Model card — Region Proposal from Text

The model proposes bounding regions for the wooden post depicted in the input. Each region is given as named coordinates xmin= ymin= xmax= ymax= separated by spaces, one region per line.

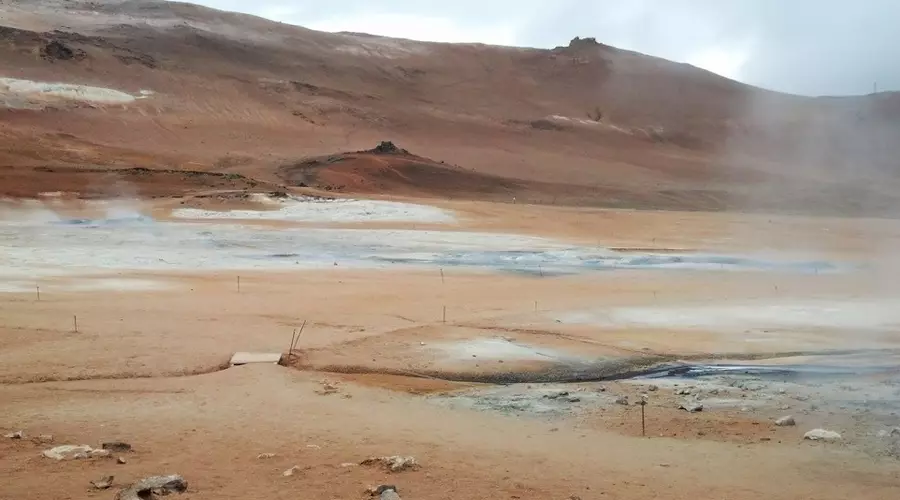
xmin=287 ymin=328 xmax=297 ymax=362
xmin=73 ymin=315 xmax=78 ymax=333
xmin=639 ymin=395 xmax=648 ymax=437
xmin=237 ymin=275 xmax=241 ymax=293
xmin=539 ymin=264 xmax=544 ymax=277
xmin=36 ymin=285 xmax=40 ymax=301
xmin=442 ymin=305 xmax=446 ymax=323
xmin=440 ymin=268 xmax=445 ymax=285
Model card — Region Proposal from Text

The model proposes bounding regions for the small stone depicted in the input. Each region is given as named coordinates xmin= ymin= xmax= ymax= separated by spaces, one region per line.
xmin=775 ymin=416 xmax=796 ymax=427
xmin=596 ymin=386 xmax=607 ymax=392
xmin=257 ymin=453 xmax=276 ymax=459
xmin=117 ymin=456 xmax=127 ymax=464
xmin=91 ymin=475 xmax=114 ymax=490
xmin=306 ymin=444 xmax=321 ymax=450
xmin=566 ymin=396 xmax=581 ymax=403
xmin=283 ymin=466 xmax=301 ymax=477
xmin=675 ymin=388 xmax=692 ymax=396
xmin=707 ymin=388 xmax=720 ymax=396
xmin=803 ymin=429 xmax=842 ymax=442
xmin=4 ymin=430 xmax=24 ymax=439
xmin=615 ymin=395 xmax=629 ymax=405
xmin=89 ymin=449 xmax=111 ymax=458
xmin=36 ymin=434 xmax=54 ymax=443
xmin=679 ymin=402 xmax=703 ymax=413
xmin=340 ymin=462 xmax=357 ymax=467
xmin=647 ymin=385 xmax=658 ymax=392
xmin=777 ymin=388 xmax=787 ymax=395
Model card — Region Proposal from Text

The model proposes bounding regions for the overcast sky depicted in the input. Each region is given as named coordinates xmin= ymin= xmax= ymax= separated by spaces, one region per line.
xmin=184 ymin=0 xmax=899 ymax=96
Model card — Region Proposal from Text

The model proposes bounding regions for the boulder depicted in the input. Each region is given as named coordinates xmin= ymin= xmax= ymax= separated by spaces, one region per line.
xmin=101 ymin=441 xmax=132 ymax=453
xmin=775 ymin=416 xmax=796 ymax=427
xmin=42 ymin=444 xmax=93 ymax=460
xmin=115 ymin=475 xmax=187 ymax=500
xmin=369 ymin=485 xmax=400 ymax=500
xmin=91 ymin=476 xmax=114 ymax=490
xmin=803 ymin=429 xmax=842 ymax=442
xmin=4 ymin=430 xmax=24 ymax=439
xmin=679 ymin=402 xmax=703 ymax=413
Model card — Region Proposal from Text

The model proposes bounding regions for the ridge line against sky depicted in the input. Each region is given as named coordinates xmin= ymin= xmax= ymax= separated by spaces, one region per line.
xmin=181 ymin=0 xmax=899 ymax=97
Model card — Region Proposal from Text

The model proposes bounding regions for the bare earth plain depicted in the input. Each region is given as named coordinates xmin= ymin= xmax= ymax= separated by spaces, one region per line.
xmin=3 ymin=1 xmax=900 ymax=499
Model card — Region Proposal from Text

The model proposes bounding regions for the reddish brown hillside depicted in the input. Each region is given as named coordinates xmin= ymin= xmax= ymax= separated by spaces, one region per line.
xmin=1 ymin=0 xmax=899 ymax=214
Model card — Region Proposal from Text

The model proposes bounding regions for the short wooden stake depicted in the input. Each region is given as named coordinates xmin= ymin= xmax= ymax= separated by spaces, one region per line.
xmin=36 ymin=285 xmax=40 ymax=301
xmin=440 ymin=268 xmax=445 ymax=284
xmin=639 ymin=395 xmax=648 ymax=437
xmin=442 ymin=305 xmax=446 ymax=323
xmin=237 ymin=275 xmax=241 ymax=293
xmin=73 ymin=315 xmax=78 ymax=333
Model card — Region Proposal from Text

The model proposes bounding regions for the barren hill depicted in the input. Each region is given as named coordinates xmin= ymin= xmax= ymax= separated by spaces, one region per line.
xmin=2 ymin=0 xmax=899 ymax=214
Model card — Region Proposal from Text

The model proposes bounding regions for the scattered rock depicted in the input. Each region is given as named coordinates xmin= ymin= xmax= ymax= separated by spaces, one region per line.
xmin=340 ymin=462 xmax=357 ymax=468
xmin=876 ymin=428 xmax=900 ymax=439
xmin=775 ymin=416 xmax=796 ymax=427
xmin=116 ymin=474 xmax=187 ymax=500
xmin=675 ymin=388 xmax=692 ymax=396
xmin=102 ymin=441 xmax=132 ymax=453
xmin=117 ymin=456 xmax=127 ymax=465
xmin=803 ymin=429 xmax=842 ymax=442
xmin=306 ymin=444 xmax=322 ymax=450
xmin=368 ymin=485 xmax=400 ymax=499
xmin=544 ymin=391 xmax=570 ymax=400
xmin=614 ymin=395 xmax=629 ymax=405
xmin=89 ymin=449 xmax=112 ymax=459
xmin=647 ymin=385 xmax=658 ymax=392
xmin=282 ymin=466 xmax=301 ymax=477
xmin=4 ymin=430 xmax=24 ymax=439
xmin=360 ymin=456 xmax=419 ymax=472
xmin=42 ymin=444 xmax=94 ymax=460
xmin=371 ymin=485 xmax=401 ymax=500
xmin=91 ymin=475 xmax=114 ymax=490
xmin=316 ymin=381 xmax=340 ymax=396
xmin=566 ymin=396 xmax=581 ymax=403
xmin=679 ymin=402 xmax=703 ymax=413
xmin=36 ymin=434 xmax=54 ymax=443
xmin=707 ymin=388 xmax=720 ymax=396
xmin=40 ymin=40 xmax=85 ymax=62
xmin=257 ymin=453 xmax=276 ymax=459
xmin=371 ymin=141 xmax=408 ymax=155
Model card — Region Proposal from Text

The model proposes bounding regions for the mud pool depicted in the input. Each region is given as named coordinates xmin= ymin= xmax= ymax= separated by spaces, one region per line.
xmin=0 ymin=199 xmax=843 ymax=291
